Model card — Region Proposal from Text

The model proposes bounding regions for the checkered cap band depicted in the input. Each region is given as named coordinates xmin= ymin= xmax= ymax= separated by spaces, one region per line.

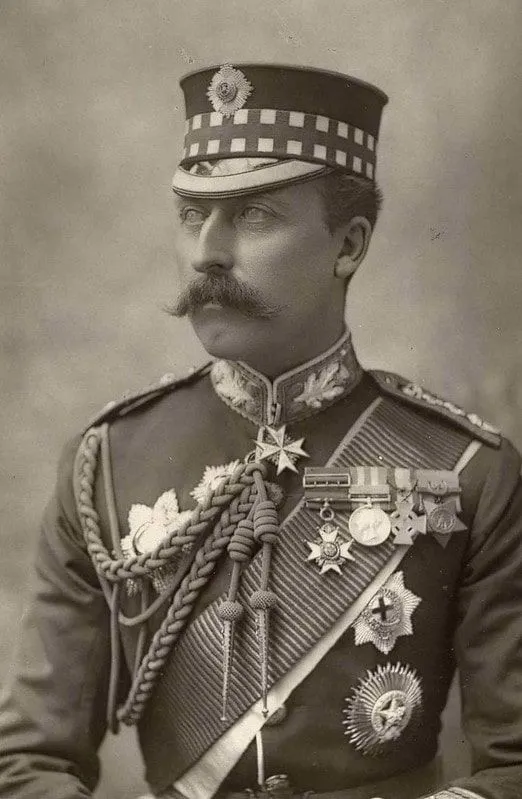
xmin=182 ymin=107 xmax=377 ymax=180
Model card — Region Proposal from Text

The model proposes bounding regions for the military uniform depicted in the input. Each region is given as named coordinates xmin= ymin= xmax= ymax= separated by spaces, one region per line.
xmin=1 ymin=64 xmax=522 ymax=799
xmin=1 ymin=333 xmax=522 ymax=799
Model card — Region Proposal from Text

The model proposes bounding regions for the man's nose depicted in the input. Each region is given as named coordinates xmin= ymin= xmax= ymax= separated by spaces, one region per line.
xmin=191 ymin=211 xmax=234 ymax=274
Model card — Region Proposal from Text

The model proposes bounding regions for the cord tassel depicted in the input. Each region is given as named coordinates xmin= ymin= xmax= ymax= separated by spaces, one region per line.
xmin=217 ymin=516 xmax=256 ymax=721
xmin=250 ymin=484 xmax=279 ymax=717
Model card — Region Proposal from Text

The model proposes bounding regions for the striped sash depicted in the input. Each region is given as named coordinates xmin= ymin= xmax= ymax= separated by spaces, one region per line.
xmin=142 ymin=396 xmax=472 ymax=789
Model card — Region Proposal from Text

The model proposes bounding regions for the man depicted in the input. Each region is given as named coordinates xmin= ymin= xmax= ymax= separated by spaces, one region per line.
xmin=0 ymin=62 xmax=521 ymax=799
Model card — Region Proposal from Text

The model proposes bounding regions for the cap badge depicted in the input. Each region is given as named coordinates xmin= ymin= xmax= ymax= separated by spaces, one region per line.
xmin=343 ymin=662 xmax=423 ymax=755
xmin=353 ymin=571 xmax=421 ymax=654
xmin=207 ymin=64 xmax=253 ymax=117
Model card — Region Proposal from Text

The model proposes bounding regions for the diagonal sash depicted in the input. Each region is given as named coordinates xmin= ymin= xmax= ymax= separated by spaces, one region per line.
xmin=142 ymin=396 xmax=473 ymax=791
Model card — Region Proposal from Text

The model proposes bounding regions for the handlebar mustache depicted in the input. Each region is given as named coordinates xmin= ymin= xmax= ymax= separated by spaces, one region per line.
xmin=165 ymin=275 xmax=283 ymax=320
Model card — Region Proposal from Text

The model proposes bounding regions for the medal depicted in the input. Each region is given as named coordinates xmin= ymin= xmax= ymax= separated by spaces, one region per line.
xmin=255 ymin=424 xmax=309 ymax=475
xmin=307 ymin=522 xmax=355 ymax=575
xmin=349 ymin=505 xmax=391 ymax=546
xmin=428 ymin=505 xmax=456 ymax=535
xmin=426 ymin=499 xmax=466 ymax=547
xmin=342 ymin=662 xmax=423 ymax=755
xmin=353 ymin=571 xmax=421 ymax=654
xmin=390 ymin=502 xmax=426 ymax=546
xmin=307 ymin=500 xmax=355 ymax=575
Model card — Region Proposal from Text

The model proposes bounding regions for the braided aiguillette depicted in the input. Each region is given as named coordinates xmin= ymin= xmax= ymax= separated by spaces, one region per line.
xmin=217 ymin=515 xmax=256 ymax=721
xmin=250 ymin=471 xmax=280 ymax=716
xmin=74 ymin=426 xmax=271 ymax=725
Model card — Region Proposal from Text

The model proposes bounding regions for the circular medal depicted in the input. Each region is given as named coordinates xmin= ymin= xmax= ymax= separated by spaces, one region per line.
xmin=349 ymin=506 xmax=391 ymax=546
xmin=428 ymin=506 xmax=456 ymax=535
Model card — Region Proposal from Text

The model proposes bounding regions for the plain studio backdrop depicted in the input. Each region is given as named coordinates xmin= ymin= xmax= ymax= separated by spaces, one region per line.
xmin=1 ymin=2 xmax=522 ymax=797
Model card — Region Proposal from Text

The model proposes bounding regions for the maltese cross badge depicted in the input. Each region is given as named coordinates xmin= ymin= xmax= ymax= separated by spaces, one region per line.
xmin=307 ymin=522 xmax=355 ymax=575
xmin=255 ymin=424 xmax=309 ymax=475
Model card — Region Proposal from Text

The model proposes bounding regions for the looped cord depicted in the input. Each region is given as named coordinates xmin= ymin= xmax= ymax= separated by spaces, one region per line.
xmin=73 ymin=426 xmax=271 ymax=725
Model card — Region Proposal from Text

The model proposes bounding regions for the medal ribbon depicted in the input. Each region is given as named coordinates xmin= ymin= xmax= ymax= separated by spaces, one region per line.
xmin=140 ymin=396 xmax=472 ymax=790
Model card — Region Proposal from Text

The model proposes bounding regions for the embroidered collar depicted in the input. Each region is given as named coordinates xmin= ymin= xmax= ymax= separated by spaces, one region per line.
xmin=210 ymin=330 xmax=363 ymax=427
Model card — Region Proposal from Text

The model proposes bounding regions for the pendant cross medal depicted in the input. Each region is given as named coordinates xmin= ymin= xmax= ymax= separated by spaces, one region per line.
xmin=254 ymin=424 xmax=309 ymax=475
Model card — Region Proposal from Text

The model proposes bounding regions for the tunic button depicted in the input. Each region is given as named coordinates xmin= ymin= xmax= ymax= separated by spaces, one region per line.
xmin=264 ymin=705 xmax=288 ymax=726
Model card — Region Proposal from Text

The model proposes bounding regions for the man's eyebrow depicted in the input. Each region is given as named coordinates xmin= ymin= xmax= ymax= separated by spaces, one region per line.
xmin=247 ymin=193 xmax=292 ymax=210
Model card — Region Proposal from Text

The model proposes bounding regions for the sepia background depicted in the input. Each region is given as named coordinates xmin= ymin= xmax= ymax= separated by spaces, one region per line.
xmin=2 ymin=1 xmax=522 ymax=797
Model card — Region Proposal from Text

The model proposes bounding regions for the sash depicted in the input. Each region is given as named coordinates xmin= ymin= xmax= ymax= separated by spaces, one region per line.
xmin=141 ymin=395 xmax=476 ymax=794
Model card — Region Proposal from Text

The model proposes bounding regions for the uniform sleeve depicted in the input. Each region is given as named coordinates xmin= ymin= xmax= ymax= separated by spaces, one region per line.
xmin=0 ymin=437 xmax=112 ymax=798
xmin=439 ymin=438 xmax=522 ymax=799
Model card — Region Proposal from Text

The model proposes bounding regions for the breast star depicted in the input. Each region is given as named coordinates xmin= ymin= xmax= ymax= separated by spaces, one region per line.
xmin=255 ymin=424 xmax=309 ymax=475
xmin=377 ymin=694 xmax=407 ymax=735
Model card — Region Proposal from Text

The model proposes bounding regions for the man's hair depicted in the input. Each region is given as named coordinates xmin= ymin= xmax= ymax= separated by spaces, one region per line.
xmin=318 ymin=171 xmax=383 ymax=232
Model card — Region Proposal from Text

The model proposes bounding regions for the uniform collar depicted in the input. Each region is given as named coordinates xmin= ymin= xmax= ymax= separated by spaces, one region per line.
xmin=210 ymin=330 xmax=363 ymax=427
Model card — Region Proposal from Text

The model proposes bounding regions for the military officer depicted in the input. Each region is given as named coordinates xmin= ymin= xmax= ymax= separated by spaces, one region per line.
xmin=0 ymin=63 xmax=521 ymax=799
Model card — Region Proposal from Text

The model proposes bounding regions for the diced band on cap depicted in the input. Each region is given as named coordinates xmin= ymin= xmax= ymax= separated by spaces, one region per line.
xmin=173 ymin=63 xmax=388 ymax=196
xmin=181 ymin=108 xmax=377 ymax=177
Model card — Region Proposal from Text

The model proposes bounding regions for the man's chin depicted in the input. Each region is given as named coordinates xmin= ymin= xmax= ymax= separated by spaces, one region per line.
xmin=189 ymin=310 xmax=268 ymax=361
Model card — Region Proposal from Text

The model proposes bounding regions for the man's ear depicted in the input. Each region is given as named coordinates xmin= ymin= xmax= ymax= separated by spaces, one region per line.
xmin=334 ymin=216 xmax=373 ymax=279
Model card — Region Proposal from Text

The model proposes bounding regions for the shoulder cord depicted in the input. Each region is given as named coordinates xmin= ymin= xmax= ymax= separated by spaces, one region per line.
xmin=74 ymin=425 xmax=269 ymax=729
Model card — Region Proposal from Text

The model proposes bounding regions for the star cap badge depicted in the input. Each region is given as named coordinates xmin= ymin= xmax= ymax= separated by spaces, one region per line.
xmin=353 ymin=571 xmax=421 ymax=654
xmin=342 ymin=662 xmax=423 ymax=755
xmin=255 ymin=424 xmax=309 ymax=475
xmin=307 ymin=522 xmax=355 ymax=575
xmin=207 ymin=64 xmax=253 ymax=117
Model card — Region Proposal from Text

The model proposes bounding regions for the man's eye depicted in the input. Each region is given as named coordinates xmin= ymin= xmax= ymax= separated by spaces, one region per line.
xmin=180 ymin=207 xmax=206 ymax=226
xmin=239 ymin=206 xmax=273 ymax=224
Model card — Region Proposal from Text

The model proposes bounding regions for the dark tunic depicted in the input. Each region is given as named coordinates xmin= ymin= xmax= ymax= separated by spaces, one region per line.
xmin=0 ymin=365 xmax=521 ymax=799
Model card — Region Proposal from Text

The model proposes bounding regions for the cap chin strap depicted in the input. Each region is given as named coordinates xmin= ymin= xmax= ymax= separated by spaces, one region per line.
xmin=172 ymin=159 xmax=329 ymax=198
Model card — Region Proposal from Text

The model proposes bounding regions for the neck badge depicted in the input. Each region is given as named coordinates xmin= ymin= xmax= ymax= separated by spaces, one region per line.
xmin=342 ymin=662 xmax=423 ymax=755
xmin=353 ymin=570 xmax=421 ymax=654
xmin=255 ymin=424 xmax=309 ymax=475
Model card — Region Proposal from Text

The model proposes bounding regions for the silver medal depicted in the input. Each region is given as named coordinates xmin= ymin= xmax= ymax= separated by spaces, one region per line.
xmin=349 ymin=506 xmax=391 ymax=546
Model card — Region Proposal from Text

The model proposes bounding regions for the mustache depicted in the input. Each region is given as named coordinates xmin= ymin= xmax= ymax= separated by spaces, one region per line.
xmin=164 ymin=275 xmax=283 ymax=320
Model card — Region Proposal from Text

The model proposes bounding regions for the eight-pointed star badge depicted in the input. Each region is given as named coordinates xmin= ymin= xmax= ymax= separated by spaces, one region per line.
xmin=255 ymin=424 xmax=309 ymax=475
xmin=353 ymin=571 xmax=421 ymax=654
xmin=342 ymin=662 xmax=423 ymax=755
xmin=307 ymin=522 xmax=355 ymax=575
xmin=206 ymin=64 xmax=253 ymax=117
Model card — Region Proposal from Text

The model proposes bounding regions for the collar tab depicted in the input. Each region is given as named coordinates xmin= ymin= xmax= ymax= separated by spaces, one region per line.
xmin=211 ymin=331 xmax=363 ymax=427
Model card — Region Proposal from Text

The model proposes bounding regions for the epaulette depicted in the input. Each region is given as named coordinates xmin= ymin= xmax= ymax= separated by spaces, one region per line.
xmin=83 ymin=362 xmax=212 ymax=433
xmin=370 ymin=369 xmax=502 ymax=448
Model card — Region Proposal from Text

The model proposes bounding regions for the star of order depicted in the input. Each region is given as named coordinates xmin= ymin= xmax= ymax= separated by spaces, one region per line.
xmin=353 ymin=570 xmax=422 ymax=654
xmin=255 ymin=424 xmax=309 ymax=475
xmin=377 ymin=694 xmax=407 ymax=737
xmin=307 ymin=523 xmax=355 ymax=575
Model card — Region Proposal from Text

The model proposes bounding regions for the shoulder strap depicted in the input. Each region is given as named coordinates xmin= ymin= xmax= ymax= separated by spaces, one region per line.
xmin=83 ymin=362 xmax=212 ymax=433
xmin=370 ymin=369 xmax=501 ymax=448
